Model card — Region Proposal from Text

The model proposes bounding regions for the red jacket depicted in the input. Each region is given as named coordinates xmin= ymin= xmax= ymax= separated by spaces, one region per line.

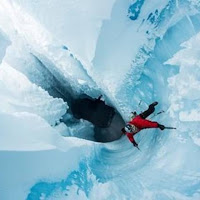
xmin=125 ymin=115 xmax=159 ymax=143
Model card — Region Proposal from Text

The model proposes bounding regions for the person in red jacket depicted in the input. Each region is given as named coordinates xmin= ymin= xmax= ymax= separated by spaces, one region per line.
xmin=121 ymin=102 xmax=165 ymax=148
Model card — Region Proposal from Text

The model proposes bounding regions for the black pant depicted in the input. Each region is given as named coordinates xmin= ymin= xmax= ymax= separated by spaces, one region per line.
xmin=139 ymin=103 xmax=155 ymax=119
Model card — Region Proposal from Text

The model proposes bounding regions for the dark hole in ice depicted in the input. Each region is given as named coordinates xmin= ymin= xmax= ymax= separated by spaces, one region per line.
xmin=71 ymin=95 xmax=125 ymax=142
xmin=28 ymin=55 xmax=125 ymax=142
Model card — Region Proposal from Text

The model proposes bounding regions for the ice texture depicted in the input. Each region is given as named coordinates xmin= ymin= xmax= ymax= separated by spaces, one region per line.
xmin=0 ymin=0 xmax=200 ymax=200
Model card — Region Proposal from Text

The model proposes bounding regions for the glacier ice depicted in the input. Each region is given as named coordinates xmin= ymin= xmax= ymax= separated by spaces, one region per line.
xmin=0 ymin=0 xmax=200 ymax=200
xmin=0 ymin=30 xmax=10 ymax=64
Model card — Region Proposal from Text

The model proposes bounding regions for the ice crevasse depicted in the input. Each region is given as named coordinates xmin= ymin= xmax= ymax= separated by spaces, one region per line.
xmin=0 ymin=0 xmax=200 ymax=199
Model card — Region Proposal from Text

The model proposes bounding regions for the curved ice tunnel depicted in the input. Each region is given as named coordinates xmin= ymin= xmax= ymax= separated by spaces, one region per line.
xmin=8 ymin=50 xmax=125 ymax=142
xmin=0 ymin=0 xmax=200 ymax=199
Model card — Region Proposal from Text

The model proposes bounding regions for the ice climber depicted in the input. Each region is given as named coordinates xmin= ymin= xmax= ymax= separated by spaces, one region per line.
xmin=121 ymin=102 xmax=165 ymax=148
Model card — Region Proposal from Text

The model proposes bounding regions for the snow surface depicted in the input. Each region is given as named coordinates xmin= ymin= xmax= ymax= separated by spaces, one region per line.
xmin=0 ymin=0 xmax=200 ymax=199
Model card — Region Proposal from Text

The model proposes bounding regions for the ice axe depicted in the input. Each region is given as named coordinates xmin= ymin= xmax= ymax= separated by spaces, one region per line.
xmin=136 ymin=146 xmax=141 ymax=151
xmin=150 ymin=110 xmax=165 ymax=119
xmin=164 ymin=126 xmax=176 ymax=130
xmin=157 ymin=110 xmax=165 ymax=115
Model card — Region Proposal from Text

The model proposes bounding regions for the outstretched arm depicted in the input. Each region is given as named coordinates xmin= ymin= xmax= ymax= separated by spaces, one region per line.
xmin=139 ymin=119 xmax=165 ymax=130
xmin=139 ymin=119 xmax=159 ymax=129
xmin=126 ymin=133 xmax=138 ymax=147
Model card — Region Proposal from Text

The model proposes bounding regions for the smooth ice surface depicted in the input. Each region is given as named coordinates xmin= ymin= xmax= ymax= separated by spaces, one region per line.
xmin=0 ymin=30 xmax=10 ymax=64
xmin=0 ymin=0 xmax=200 ymax=199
